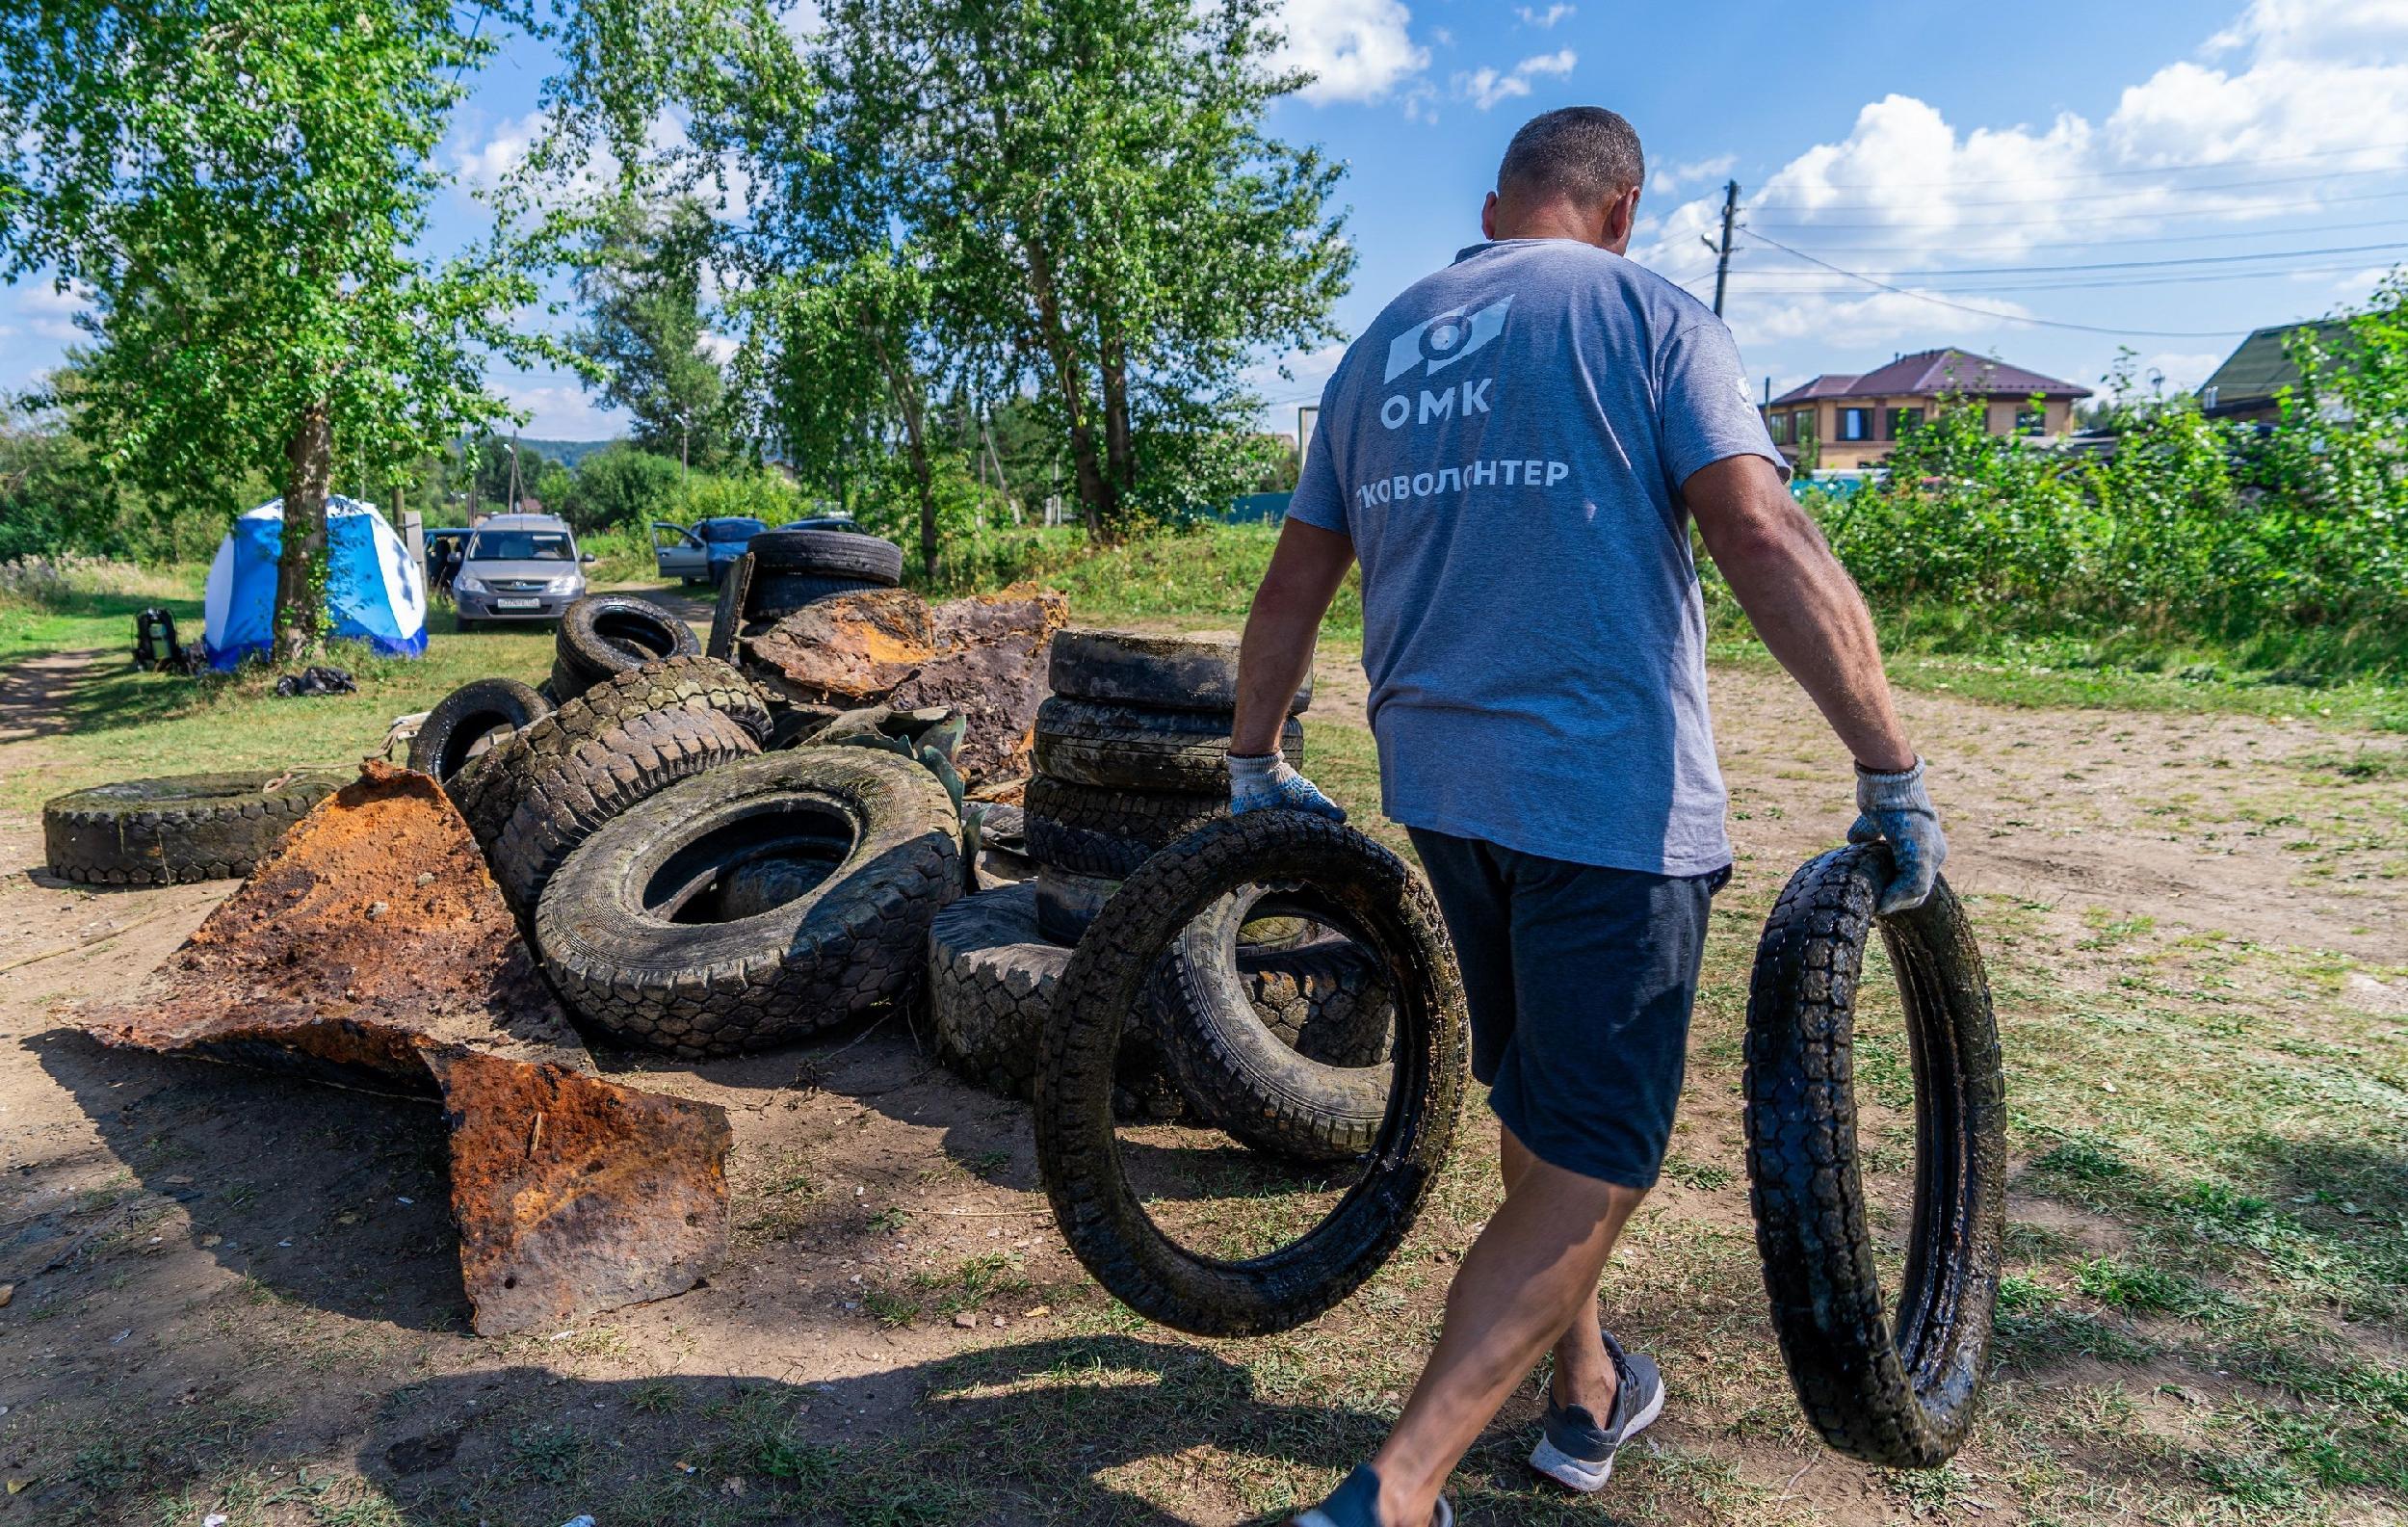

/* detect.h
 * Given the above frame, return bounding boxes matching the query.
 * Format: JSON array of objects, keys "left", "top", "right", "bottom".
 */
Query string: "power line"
[
  {"left": 1747, "top": 186, "right": 2408, "bottom": 230},
  {"left": 1740, "top": 238, "right": 2408, "bottom": 280},
  {"left": 1791, "top": 137, "right": 2408, "bottom": 191},
  {"left": 1763, "top": 215, "right": 2408, "bottom": 256},
  {"left": 1733, "top": 229, "right": 2254, "bottom": 338},
  {"left": 1737, "top": 259, "right": 2389, "bottom": 296},
  {"left": 1745, "top": 160, "right": 2408, "bottom": 211}
]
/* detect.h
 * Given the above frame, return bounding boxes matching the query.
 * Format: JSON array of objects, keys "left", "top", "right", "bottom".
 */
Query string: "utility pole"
[{"left": 1704, "top": 179, "right": 1741, "bottom": 317}]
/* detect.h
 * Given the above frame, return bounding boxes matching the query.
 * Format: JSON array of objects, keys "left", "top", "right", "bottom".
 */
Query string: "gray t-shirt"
[{"left": 1288, "top": 238, "right": 1784, "bottom": 876}]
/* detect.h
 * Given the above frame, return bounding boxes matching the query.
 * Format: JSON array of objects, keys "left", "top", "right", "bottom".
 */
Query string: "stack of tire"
[
  {"left": 411, "top": 642, "right": 964, "bottom": 1060},
  {"left": 928, "top": 630, "right": 1396, "bottom": 1160},
  {"left": 707, "top": 528, "right": 907, "bottom": 663}
]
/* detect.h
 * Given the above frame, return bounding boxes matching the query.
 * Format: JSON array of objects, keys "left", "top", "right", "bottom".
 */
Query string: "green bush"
[{"left": 560, "top": 444, "right": 683, "bottom": 532}]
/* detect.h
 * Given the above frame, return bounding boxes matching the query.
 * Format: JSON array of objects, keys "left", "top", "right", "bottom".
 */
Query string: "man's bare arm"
[
  {"left": 1230, "top": 517, "right": 1356, "bottom": 756},
  {"left": 1685, "top": 455, "right": 1914, "bottom": 773}
]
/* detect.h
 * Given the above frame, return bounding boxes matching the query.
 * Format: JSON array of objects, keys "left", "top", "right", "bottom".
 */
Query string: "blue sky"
[{"left": 9, "top": 0, "right": 2406, "bottom": 437}]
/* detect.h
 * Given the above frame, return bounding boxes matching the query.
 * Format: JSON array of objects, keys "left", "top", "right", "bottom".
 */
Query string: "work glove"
[
  {"left": 1847, "top": 757, "right": 1948, "bottom": 914},
  {"left": 1227, "top": 751, "right": 1346, "bottom": 822}
]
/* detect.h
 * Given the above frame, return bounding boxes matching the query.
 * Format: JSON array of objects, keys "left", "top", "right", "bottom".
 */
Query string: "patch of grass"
[
  {"left": 507, "top": 1424, "right": 590, "bottom": 1486},
  {"left": 2074, "top": 1255, "right": 2203, "bottom": 1313}
]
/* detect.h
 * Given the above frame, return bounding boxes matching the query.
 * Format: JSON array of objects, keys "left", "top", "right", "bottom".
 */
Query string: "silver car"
[{"left": 452, "top": 513, "right": 593, "bottom": 630}]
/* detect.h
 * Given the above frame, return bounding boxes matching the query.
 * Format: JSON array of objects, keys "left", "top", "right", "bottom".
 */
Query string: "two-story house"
[{"left": 1762, "top": 348, "right": 2092, "bottom": 471}]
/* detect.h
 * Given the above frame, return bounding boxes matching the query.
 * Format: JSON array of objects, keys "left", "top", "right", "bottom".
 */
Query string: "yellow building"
[{"left": 1763, "top": 348, "right": 2091, "bottom": 471}]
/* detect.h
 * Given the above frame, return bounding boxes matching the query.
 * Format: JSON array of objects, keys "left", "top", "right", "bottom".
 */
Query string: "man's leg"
[
  {"left": 1499, "top": 1127, "right": 1620, "bottom": 1419},
  {"left": 1364, "top": 1138, "right": 1648, "bottom": 1527}
]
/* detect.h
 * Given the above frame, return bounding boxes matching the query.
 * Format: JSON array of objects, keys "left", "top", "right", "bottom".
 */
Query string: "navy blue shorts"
[{"left": 1408, "top": 828, "right": 1727, "bottom": 1190}]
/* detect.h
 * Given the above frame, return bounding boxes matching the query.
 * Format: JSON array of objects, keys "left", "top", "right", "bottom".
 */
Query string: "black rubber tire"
[
  {"left": 42, "top": 771, "right": 341, "bottom": 886},
  {"left": 450, "top": 656, "right": 771, "bottom": 859},
  {"left": 407, "top": 677, "right": 551, "bottom": 782},
  {"left": 1148, "top": 891, "right": 1397, "bottom": 1164},
  {"left": 748, "top": 528, "right": 904, "bottom": 586},
  {"left": 926, "top": 882, "right": 1186, "bottom": 1119},
  {"left": 1035, "top": 812, "right": 1468, "bottom": 1337},
  {"left": 1032, "top": 698, "right": 1302, "bottom": 794},
  {"left": 485, "top": 704, "right": 764, "bottom": 913},
  {"left": 1743, "top": 846, "right": 2006, "bottom": 1469},
  {"left": 533, "top": 748, "right": 961, "bottom": 1057},
  {"left": 550, "top": 594, "right": 703, "bottom": 700},
  {"left": 1022, "top": 777, "right": 1226, "bottom": 878},
  {"left": 748, "top": 570, "right": 885, "bottom": 619},
  {"left": 1049, "top": 629, "right": 1312, "bottom": 715},
  {"left": 1034, "top": 864, "right": 1118, "bottom": 944}
]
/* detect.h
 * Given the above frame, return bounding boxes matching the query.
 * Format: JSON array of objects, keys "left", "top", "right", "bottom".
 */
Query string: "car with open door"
[
  {"left": 651, "top": 520, "right": 708, "bottom": 584},
  {"left": 695, "top": 516, "right": 770, "bottom": 586}
]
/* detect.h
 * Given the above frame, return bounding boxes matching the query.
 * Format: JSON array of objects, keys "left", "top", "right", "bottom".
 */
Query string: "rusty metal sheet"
[
  {"left": 742, "top": 589, "right": 936, "bottom": 706},
  {"left": 84, "top": 760, "right": 731, "bottom": 1334},
  {"left": 890, "top": 586, "right": 1069, "bottom": 787}
]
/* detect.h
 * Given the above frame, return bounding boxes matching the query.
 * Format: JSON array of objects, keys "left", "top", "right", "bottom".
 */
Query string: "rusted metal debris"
[
  {"left": 741, "top": 585, "right": 1068, "bottom": 786},
  {"left": 84, "top": 760, "right": 731, "bottom": 1334}
]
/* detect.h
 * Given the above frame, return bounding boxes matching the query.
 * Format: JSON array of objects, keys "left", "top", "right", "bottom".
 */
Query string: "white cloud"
[
  {"left": 1275, "top": 0, "right": 1429, "bottom": 105},
  {"left": 1629, "top": 4, "right": 2408, "bottom": 358},
  {"left": 1516, "top": 4, "right": 1573, "bottom": 27},
  {"left": 17, "top": 281, "right": 90, "bottom": 342},
  {"left": 2132, "top": 351, "right": 2227, "bottom": 391},
  {"left": 1651, "top": 153, "right": 1736, "bottom": 196},
  {"left": 1454, "top": 48, "right": 1576, "bottom": 111}
]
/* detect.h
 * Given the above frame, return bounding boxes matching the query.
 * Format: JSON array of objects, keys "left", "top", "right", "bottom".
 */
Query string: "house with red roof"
[{"left": 1763, "top": 348, "right": 2092, "bottom": 471}]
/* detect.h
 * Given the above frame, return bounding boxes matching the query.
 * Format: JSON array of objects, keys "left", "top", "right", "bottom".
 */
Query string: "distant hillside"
[{"left": 510, "top": 437, "right": 624, "bottom": 467}]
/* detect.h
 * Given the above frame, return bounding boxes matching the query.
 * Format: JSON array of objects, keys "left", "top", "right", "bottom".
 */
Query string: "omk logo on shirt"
[{"left": 1378, "top": 296, "right": 1513, "bottom": 430}]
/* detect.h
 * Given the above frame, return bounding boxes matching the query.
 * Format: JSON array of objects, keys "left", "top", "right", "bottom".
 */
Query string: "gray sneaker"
[
  {"left": 1291, "top": 1463, "right": 1453, "bottom": 1527},
  {"left": 1529, "top": 1330, "right": 1664, "bottom": 1492}
]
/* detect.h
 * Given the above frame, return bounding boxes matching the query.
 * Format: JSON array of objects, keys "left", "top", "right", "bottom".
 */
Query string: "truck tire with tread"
[
  {"left": 534, "top": 748, "right": 961, "bottom": 1057},
  {"left": 1021, "top": 777, "right": 1226, "bottom": 879},
  {"left": 451, "top": 656, "right": 771, "bottom": 859},
  {"left": 1049, "top": 629, "right": 1311, "bottom": 715},
  {"left": 748, "top": 528, "right": 904, "bottom": 586},
  {"left": 1743, "top": 845, "right": 2005, "bottom": 1469},
  {"left": 1149, "top": 892, "right": 1397, "bottom": 1164},
  {"left": 1032, "top": 698, "right": 1301, "bottom": 794},
  {"left": 43, "top": 772, "right": 341, "bottom": 885}
]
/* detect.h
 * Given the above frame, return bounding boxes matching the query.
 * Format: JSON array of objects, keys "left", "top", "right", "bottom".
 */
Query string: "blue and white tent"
[{"left": 201, "top": 496, "right": 429, "bottom": 671}]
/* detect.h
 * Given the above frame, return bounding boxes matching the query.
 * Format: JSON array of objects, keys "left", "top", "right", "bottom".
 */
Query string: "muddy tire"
[
  {"left": 1032, "top": 698, "right": 1301, "bottom": 794},
  {"left": 1034, "top": 864, "right": 1119, "bottom": 943},
  {"left": 1021, "top": 777, "right": 1226, "bottom": 879},
  {"left": 1049, "top": 629, "right": 1312, "bottom": 715},
  {"left": 928, "top": 882, "right": 1188, "bottom": 1118},
  {"left": 486, "top": 705, "right": 764, "bottom": 912},
  {"left": 534, "top": 748, "right": 961, "bottom": 1056},
  {"left": 747, "top": 570, "right": 885, "bottom": 619},
  {"left": 42, "top": 771, "right": 342, "bottom": 886},
  {"left": 1035, "top": 812, "right": 1467, "bottom": 1336},
  {"left": 408, "top": 677, "right": 551, "bottom": 783},
  {"left": 748, "top": 528, "right": 903, "bottom": 586},
  {"left": 1743, "top": 846, "right": 2006, "bottom": 1469},
  {"left": 1149, "top": 894, "right": 1397, "bottom": 1164},
  {"left": 452, "top": 656, "right": 771, "bottom": 860},
  {"left": 551, "top": 594, "right": 703, "bottom": 700}
]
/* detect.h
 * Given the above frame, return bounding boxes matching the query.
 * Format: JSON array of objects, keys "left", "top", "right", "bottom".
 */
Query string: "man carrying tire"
[{"left": 1227, "top": 107, "right": 1948, "bottom": 1527}]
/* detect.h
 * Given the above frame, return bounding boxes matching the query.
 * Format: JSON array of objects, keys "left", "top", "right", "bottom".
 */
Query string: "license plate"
[{"left": 493, "top": 597, "right": 541, "bottom": 611}]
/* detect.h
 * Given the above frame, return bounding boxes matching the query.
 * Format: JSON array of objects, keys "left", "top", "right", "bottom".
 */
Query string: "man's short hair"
[{"left": 1497, "top": 107, "right": 1644, "bottom": 208}]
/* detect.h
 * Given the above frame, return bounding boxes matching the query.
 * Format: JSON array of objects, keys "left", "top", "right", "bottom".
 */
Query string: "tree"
[
  {"left": 562, "top": 443, "right": 684, "bottom": 531},
  {"left": 572, "top": 197, "right": 730, "bottom": 470},
  {"left": 804, "top": 0, "right": 1352, "bottom": 540},
  {"left": 0, "top": 0, "right": 550, "bottom": 660},
  {"left": 738, "top": 250, "right": 956, "bottom": 578}
]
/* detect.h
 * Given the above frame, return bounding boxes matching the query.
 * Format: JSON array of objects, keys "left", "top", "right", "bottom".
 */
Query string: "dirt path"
[
  {"left": 1312, "top": 649, "right": 2405, "bottom": 959},
  {"left": 0, "top": 642, "right": 2399, "bottom": 1523}
]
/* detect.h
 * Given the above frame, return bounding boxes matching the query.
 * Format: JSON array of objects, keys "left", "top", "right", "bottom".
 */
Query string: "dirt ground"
[{"left": 2, "top": 640, "right": 2402, "bottom": 1525}]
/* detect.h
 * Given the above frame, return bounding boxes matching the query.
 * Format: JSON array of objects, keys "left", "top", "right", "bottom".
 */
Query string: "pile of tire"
[
  {"left": 403, "top": 647, "right": 965, "bottom": 1059},
  {"left": 708, "top": 528, "right": 906, "bottom": 663},
  {"left": 927, "top": 630, "right": 1395, "bottom": 1159}
]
